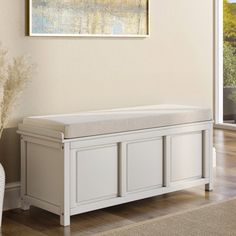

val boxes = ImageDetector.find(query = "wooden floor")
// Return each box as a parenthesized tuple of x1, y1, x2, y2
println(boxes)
(2, 129, 236, 236)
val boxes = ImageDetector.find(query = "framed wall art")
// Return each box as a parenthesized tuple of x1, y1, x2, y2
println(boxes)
(29, 0, 150, 37)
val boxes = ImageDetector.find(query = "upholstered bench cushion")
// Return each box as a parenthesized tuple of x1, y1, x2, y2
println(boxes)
(22, 105, 212, 139)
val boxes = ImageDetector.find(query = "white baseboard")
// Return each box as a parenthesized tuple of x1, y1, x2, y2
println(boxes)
(3, 182, 21, 211)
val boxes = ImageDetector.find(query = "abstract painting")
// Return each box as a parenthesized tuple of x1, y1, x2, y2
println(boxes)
(30, 0, 149, 37)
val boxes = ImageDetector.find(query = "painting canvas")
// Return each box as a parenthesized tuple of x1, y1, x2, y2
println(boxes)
(30, 0, 149, 37)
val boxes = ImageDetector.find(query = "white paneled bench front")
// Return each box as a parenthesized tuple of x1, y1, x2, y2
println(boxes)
(17, 105, 213, 226)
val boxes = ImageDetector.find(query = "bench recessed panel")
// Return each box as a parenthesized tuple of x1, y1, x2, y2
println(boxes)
(127, 138, 163, 192)
(76, 145, 118, 204)
(170, 132, 202, 183)
(26, 143, 61, 205)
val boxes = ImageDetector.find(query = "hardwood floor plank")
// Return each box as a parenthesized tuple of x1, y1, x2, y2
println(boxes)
(1, 218, 46, 236)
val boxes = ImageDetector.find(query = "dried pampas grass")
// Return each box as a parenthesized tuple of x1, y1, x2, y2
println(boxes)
(0, 44, 34, 138)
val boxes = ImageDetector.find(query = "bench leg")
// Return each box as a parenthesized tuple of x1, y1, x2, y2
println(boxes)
(203, 129, 213, 192)
(60, 143, 71, 227)
(205, 182, 213, 192)
(60, 212, 70, 226)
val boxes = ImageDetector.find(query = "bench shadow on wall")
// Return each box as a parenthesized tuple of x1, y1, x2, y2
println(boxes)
(0, 128, 20, 184)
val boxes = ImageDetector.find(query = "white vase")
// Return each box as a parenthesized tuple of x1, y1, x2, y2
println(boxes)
(0, 163, 5, 227)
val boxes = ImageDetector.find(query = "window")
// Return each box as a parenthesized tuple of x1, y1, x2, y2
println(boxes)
(215, 0, 236, 129)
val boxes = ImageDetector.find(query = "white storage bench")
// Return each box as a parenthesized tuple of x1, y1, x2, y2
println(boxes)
(18, 105, 213, 226)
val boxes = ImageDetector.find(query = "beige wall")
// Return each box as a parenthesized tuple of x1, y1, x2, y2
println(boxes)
(0, 0, 214, 183)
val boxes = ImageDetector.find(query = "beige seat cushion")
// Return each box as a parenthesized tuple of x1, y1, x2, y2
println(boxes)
(22, 105, 212, 139)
